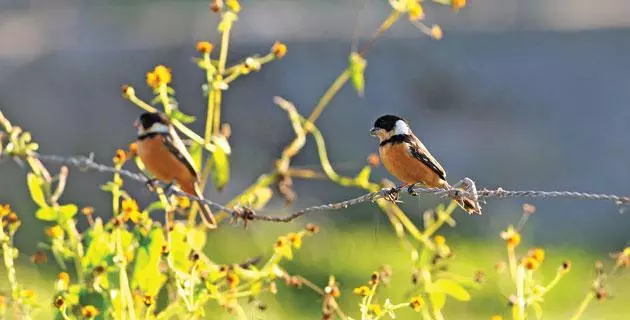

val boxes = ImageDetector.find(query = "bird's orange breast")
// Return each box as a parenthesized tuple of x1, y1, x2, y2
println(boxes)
(379, 143, 445, 188)
(136, 135, 197, 193)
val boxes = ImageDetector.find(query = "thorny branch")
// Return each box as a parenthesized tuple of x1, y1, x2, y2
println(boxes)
(15, 153, 630, 224)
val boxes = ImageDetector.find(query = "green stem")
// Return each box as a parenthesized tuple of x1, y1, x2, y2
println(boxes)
(304, 69, 351, 132)
(64, 219, 85, 283)
(116, 227, 136, 320)
(571, 292, 595, 320)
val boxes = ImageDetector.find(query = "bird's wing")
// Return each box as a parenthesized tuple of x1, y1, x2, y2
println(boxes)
(162, 128, 199, 179)
(406, 134, 447, 181)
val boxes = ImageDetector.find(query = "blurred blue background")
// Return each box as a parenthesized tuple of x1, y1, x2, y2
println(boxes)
(1, 1, 630, 318)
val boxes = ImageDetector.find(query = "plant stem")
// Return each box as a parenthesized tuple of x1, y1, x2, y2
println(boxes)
(116, 227, 136, 320)
(571, 292, 595, 320)
(304, 69, 351, 132)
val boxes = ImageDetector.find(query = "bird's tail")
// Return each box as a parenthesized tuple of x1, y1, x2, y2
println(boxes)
(444, 181, 482, 215)
(181, 180, 217, 229)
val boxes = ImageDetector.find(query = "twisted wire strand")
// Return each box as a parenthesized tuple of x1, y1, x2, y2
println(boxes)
(28, 153, 630, 223)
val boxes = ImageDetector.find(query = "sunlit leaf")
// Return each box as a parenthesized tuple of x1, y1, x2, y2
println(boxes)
(249, 186, 273, 210)
(82, 219, 114, 270)
(354, 165, 372, 188)
(35, 207, 57, 221)
(428, 279, 471, 301)
(27, 173, 47, 207)
(210, 136, 230, 191)
(189, 142, 203, 173)
(186, 226, 207, 251)
(429, 292, 446, 311)
(170, 109, 196, 124)
(169, 222, 193, 272)
(57, 204, 78, 221)
(348, 52, 367, 97)
(132, 227, 166, 296)
(143, 200, 165, 214)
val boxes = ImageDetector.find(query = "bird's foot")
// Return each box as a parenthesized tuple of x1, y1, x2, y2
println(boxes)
(383, 187, 401, 203)
(407, 183, 419, 196)
(145, 178, 160, 192)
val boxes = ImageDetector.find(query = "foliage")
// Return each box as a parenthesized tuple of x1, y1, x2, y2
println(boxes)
(0, 0, 628, 319)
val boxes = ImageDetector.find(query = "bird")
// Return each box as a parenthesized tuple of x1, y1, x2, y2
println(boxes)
(134, 112, 217, 228)
(369, 114, 481, 215)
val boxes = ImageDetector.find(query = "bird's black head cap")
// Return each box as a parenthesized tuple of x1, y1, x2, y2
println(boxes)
(137, 112, 169, 129)
(373, 114, 406, 131)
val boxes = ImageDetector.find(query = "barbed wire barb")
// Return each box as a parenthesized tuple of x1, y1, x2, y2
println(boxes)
(24, 153, 630, 223)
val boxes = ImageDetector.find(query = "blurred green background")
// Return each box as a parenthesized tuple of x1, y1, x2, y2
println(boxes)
(1, 0, 630, 319)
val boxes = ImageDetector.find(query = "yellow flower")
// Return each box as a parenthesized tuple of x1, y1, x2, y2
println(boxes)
(46, 225, 65, 239)
(0, 204, 11, 218)
(435, 235, 446, 246)
(81, 206, 94, 216)
(287, 232, 303, 249)
(81, 305, 100, 318)
(121, 84, 135, 99)
(21, 290, 35, 299)
(274, 236, 293, 259)
(121, 198, 141, 223)
(146, 65, 172, 89)
(113, 149, 127, 166)
(522, 256, 540, 271)
(57, 272, 70, 288)
(500, 226, 521, 248)
(226, 0, 241, 13)
(271, 41, 287, 59)
(452, 0, 466, 11)
(353, 285, 372, 297)
(408, 2, 424, 21)
(430, 25, 443, 40)
(305, 223, 320, 234)
(176, 196, 191, 209)
(128, 142, 138, 157)
(368, 304, 384, 317)
(226, 272, 240, 289)
(490, 315, 503, 320)
(410, 296, 424, 312)
(560, 260, 572, 273)
(53, 296, 65, 309)
(143, 295, 154, 306)
(529, 248, 545, 263)
(196, 41, 214, 54)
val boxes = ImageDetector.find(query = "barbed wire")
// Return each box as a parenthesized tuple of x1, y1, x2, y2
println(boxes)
(23, 153, 630, 223)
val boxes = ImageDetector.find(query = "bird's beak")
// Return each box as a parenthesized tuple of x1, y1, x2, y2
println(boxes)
(133, 120, 140, 129)
(369, 127, 379, 137)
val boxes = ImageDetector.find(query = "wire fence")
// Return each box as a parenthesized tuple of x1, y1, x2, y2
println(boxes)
(26, 153, 630, 223)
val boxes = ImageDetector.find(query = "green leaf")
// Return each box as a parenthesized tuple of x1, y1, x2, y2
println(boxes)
(249, 186, 273, 210)
(429, 279, 471, 301)
(210, 136, 230, 191)
(348, 52, 367, 97)
(57, 204, 78, 221)
(82, 220, 113, 270)
(143, 200, 165, 214)
(27, 173, 47, 207)
(170, 109, 196, 124)
(186, 226, 207, 251)
(354, 165, 372, 187)
(35, 207, 57, 221)
(429, 292, 446, 311)
(189, 142, 203, 173)
(132, 227, 166, 296)
(169, 223, 193, 272)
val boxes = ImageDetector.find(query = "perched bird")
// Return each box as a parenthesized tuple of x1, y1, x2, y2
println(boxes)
(134, 112, 217, 228)
(370, 114, 481, 215)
